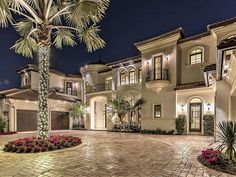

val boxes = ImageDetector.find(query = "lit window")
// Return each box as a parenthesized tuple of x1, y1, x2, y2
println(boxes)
(66, 82, 73, 95)
(154, 104, 161, 118)
(138, 67, 142, 83)
(105, 76, 112, 90)
(154, 56, 162, 80)
(120, 70, 126, 85)
(21, 74, 30, 86)
(190, 48, 203, 65)
(129, 68, 135, 84)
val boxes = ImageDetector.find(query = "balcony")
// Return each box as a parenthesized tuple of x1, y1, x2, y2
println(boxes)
(86, 84, 112, 94)
(145, 69, 170, 92)
(50, 87, 78, 96)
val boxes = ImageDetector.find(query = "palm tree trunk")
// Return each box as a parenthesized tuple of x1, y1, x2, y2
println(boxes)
(37, 45, 50, 139)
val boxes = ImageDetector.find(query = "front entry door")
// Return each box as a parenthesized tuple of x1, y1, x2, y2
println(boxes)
(189, 103, 202, 132)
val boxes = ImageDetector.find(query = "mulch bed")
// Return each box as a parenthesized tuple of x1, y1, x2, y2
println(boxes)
(3, 135, 82, 153)
(198, 155, 236, 175)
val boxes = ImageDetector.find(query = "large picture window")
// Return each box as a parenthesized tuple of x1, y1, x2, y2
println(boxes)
(154, 104, 161, 118)
(154, 56, 162, 80)
(120, 70, 126, 85)
(190, 48, 204, 65)
(129, 68, 135, 84)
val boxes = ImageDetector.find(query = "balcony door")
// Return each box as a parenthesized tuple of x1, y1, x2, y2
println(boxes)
(154, 56, 163, 80)
(189, 99, 202, 132)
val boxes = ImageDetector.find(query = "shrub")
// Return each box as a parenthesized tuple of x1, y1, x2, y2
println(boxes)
(201, 148, 221, 164)
(203, 115, 214, 136)
(176, 115, 186, 135)
(3, 135, 82, 153)
(0, 118, 7, 133)
(217, 121, 236, 161)
(141, 128, 175, 135)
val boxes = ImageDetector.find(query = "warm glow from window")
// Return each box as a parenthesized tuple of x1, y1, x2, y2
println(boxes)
(190, 49, 203, 65)
(138, 67, 142, 83)
(154, 56, 162, 80)
(154, 104, 161, 118)
(120, 70, 126, 85)
(129, 68, 135, 84)
(105, 76, 112, 90)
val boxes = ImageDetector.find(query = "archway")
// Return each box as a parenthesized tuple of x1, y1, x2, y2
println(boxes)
(90, 96, 107, 130)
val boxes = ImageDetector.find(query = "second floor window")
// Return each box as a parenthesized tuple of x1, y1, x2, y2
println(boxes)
(154, 56, 162, 80)
(120, 70, 126, 85)
(105, 76, 112, 90)
(138, 67, 142, 83)
(129, 68, 135, 84)
(85, 82, 91, 93)
(66, 82, 73, 95)
(190, 48, 204, 65)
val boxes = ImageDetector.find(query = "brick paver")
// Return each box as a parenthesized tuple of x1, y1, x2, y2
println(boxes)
(0, 131, 233, 177)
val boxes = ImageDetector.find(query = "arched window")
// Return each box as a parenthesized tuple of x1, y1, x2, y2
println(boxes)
(120, 70, 126, 85)
(189, 48, 204, 65)
(138, 67, 142, 83)
(129, 68, 135, 84)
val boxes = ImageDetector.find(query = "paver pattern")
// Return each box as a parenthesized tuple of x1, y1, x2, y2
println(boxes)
(0, 131, 234, 177)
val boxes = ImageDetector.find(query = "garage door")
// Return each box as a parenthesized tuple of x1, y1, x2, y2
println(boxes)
(17, 110, 37, 132)
(51, 111, 69, 130)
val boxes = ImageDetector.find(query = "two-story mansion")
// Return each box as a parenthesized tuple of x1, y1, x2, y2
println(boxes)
(1, 16, 236, 134)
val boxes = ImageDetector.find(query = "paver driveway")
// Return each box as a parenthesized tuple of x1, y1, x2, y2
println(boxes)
(0, 131, 234, 177)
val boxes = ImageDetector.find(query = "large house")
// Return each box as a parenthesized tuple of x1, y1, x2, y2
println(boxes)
(1, 17, 236, 135)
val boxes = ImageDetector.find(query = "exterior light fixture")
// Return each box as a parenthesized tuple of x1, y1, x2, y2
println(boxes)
(165, 54, 171, 61)
(181, 104, 184, 112)
(207, 103, 211, 111)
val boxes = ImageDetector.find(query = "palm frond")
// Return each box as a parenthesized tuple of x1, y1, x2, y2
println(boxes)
(53, 29, 77, 49)
(78, 25, 105, 52)
(0, 0, 12, 27)
(14, 19, 34, 37)
(11, 37, 38, 58)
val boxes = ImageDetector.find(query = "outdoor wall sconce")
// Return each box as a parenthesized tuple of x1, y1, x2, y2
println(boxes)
(207, 103, 211, 111)
(181, 104, 184, 112)
(165, 54, 171, 61)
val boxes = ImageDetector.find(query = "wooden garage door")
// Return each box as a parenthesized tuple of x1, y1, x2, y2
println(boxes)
(51, 111, 69, 130)
(17, 110, 37, 132)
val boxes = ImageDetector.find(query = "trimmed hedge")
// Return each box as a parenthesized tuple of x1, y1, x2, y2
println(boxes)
(176, 115, 186, 135)
(141, 129, 175, 135)
(203, 115, 214, 136)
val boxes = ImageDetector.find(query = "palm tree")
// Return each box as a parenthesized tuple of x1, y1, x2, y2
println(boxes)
(217, 121, 236, 161)
(67, 102, 87, 128)
(108, 98, 131, 124)
(0, 0, 109, 138)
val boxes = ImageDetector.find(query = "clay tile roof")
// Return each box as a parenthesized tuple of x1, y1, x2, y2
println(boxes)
(48, 92, 79, 102)
(174, 81, 206, 90)
(7, 89, 38, 101)
(0, 88, 21, 96)
(208, 16, 236, 29)
(218, 36, 236, 50)
(204, 64, 216, 72)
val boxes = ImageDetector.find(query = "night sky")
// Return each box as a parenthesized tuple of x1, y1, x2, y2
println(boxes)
(1, 0, 236, 89)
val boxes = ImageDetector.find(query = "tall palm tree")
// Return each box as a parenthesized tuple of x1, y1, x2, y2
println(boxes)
(0, 0, 109, 138)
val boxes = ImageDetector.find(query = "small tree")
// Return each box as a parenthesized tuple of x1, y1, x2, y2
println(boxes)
(108, 98, 131, 124)
(67, 102, 87, 128)
(217, 121, 236, 161)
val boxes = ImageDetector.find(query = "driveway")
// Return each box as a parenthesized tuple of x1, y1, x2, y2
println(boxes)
(0, 131, 233, 177)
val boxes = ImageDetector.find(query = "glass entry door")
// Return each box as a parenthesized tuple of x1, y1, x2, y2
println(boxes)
(189, 103, 202, 132)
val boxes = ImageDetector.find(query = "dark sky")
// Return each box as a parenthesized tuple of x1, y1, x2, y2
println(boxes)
(1, 0, 236, 89)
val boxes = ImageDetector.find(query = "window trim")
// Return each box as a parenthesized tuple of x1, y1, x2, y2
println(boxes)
(188, 47, 205, 65)
(154, 55, 163, 80)
(153, 103, 162, 119)
(128, 67, 135, 84)
(120, 70, 126, 86)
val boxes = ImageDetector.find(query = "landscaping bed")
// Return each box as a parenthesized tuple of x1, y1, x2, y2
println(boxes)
(3, 135, 82, 153)
(198, 149, 236, 175)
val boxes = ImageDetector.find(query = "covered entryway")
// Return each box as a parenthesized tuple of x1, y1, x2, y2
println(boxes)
(189, 98, 202, 132)
(51, 111, 69, 130)
(17, 110, 37, 132)
(90, 96, 107, 130)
